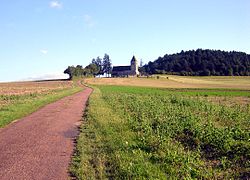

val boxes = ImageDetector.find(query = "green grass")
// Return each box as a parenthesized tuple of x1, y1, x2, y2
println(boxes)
(96, 85, 250, 97)
(0, 87, 82, 128)
(71, 85, 250, 179)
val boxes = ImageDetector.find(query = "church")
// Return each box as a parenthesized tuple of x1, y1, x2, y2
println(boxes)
(111, 56, 139, 77)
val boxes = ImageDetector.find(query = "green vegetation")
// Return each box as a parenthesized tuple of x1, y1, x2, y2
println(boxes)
(0, 87, 82, 128)
(143, 49, 250, 76)
(64, 53, 112, 79)
(71, 85, 250, 179)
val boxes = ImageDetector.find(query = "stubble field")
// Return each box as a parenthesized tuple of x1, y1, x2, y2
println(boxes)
(0, 80, 82, 128)
(84, 75, 250, 90)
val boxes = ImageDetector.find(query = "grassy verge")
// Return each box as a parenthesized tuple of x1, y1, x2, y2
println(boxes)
(70, 87, 116, 179)
(0, 87, 82, 128)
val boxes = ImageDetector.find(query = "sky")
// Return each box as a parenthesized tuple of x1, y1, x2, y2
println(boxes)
(0, 0, 249, 82)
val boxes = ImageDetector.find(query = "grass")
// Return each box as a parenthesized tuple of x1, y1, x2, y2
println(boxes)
(71, 84, 250, 179)
(0, 81, 83, 128)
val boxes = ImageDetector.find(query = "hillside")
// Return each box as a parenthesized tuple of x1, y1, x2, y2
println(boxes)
(143, 49, 250, 76)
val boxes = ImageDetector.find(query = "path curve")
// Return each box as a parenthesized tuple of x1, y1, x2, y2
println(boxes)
(0, 87, 92, 180)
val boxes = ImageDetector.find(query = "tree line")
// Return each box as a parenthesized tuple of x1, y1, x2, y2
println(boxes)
(64, 53, 112, 79)
(143, 49, 250, 76)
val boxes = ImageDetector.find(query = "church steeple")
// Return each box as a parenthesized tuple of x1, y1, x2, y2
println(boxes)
(131, 55, 137, 63)
(130, 55, 139, 76)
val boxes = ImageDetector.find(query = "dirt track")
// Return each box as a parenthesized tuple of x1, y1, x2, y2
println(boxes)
(0, 87, 92, 180)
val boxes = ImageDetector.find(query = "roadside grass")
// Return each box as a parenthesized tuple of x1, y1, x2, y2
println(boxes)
(0, 86, 82, 128)
(71, 85, 250, 179)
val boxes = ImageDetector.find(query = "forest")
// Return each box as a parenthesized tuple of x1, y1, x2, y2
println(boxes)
(143, 49, 250, 76)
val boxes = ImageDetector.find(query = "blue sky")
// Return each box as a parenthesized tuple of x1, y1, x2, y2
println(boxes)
(0, 0, 249, 82)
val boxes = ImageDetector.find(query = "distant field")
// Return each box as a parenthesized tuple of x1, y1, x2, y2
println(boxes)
(84, 76, 250, 90)
(0, 80, 82, 128)
(71, 78, 250, 179)
(0, 81, 73, 95)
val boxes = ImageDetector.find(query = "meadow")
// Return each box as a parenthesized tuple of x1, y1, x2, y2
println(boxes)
(0, 80, 82, 128)
(72, 77, 250, 179)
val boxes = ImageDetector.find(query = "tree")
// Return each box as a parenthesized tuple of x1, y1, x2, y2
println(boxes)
(96, 56, 103, 75)
(64, 66, 75, 80)
(140, 59, 144, 67)
(75, 65, 84, 77)
(143, 49, 250, 76)
(139, 59, 146, 75)
(102, 53, 112, 77)
(92, 57, 103, 76)
(84, 63, 100, 76)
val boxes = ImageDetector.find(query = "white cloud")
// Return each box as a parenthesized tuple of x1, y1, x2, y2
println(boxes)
(84, 14, 95, 27)
(49, 1, 62, 9)
(40, 49, 48, 55)
(22, 72, 69, 81)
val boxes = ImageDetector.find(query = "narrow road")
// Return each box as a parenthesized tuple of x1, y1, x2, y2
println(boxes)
(0, 87, 92, 180)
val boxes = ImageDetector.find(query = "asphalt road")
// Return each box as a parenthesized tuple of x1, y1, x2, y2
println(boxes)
(0, 87, 92, 180)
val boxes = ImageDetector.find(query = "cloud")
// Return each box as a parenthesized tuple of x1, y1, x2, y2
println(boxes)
(40, 49, 48, 55)
(49, 1, 62, 9)
(84, 14, 96, 27)
(22, 72, 69, 81)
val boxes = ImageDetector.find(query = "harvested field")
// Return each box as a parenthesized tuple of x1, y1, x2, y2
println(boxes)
(84, 76, 250, 90)
(0, 81, 73, 95)
(0, 80, 82, 128)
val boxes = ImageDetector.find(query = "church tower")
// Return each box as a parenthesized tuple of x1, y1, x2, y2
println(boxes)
(130, 55, 139, 76)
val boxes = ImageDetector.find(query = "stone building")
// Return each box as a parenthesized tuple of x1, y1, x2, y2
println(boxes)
(111, 56, 139, 77)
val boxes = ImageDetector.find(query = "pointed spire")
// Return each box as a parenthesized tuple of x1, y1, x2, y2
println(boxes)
(131, 55, 137, 62)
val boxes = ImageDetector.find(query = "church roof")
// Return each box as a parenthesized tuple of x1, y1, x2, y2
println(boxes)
(131, 55, 137, 62)
(112, 66, 131, 71)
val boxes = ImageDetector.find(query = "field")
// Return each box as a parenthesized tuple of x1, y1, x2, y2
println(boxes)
(0, 80, 82, 128)
(84, 75, 250, 90)
(71, 77, 250, 179)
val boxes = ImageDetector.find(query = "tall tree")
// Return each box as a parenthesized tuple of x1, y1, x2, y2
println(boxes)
(92, 57, 103, 76)
(103, 53, 112, 77)
(140, 59, 144, 67)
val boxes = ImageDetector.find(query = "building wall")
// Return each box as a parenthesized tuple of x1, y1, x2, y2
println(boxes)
(111, 56, 140, 77)
(112, 70, 131, 77)
(130, 60, 139, 76)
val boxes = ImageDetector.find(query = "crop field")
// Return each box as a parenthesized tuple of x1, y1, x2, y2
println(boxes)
(0, 80, 82, 128)
(71, 83, 250, 179)
(84, 76, 250, 90)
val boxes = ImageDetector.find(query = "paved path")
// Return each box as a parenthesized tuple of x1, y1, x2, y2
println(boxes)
(0, 87, 92, 180)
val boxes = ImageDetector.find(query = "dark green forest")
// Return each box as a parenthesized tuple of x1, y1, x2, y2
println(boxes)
(143, 49, 250, 76)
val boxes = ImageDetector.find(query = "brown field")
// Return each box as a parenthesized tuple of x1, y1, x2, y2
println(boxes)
(0, 81, 73, 95)
(205, 96, 250, 107)
(84, 76, 250, 90)
(0, 80, 74, 108)
(0, 80, 81, 128)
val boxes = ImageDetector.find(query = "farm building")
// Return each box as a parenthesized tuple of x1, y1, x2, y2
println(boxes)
(112, 56, 139, 77)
